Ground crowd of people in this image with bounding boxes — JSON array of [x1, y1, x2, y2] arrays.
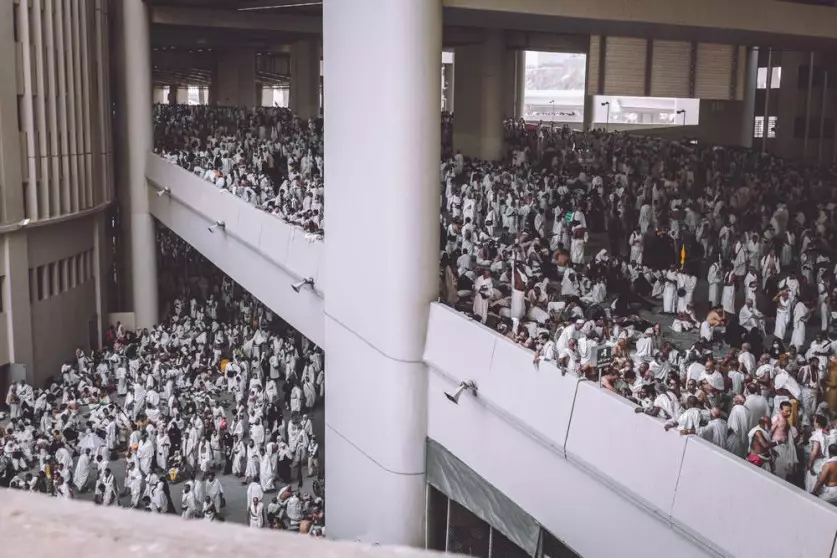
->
[[1, 228, 326, 534], [441, 119, 837, 501], [68, 102, 837, 507], [153, 105, 324, 237]]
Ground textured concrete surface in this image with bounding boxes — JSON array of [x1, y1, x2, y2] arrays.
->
[[0, 489, 441, 558]]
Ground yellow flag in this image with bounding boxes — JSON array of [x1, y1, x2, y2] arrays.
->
[[680, 245, 686, 268]]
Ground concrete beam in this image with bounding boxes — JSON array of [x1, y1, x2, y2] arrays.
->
[[151, 5, 322, 34]]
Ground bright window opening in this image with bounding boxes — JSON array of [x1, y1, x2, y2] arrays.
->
[[757, 67, 782, 89], [523, 51, 586, 123], [754, 115, 777, 138], [593, 95, 700, 126]]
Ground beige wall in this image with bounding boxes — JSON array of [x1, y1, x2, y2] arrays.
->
[[30, 215, 101, 386], [0, 1, 113, 387]]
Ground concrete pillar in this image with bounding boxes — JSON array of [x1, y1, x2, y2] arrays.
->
[[168, 85, 178, 105], [120, 0, 159, 329], [198, 87, 207, 105], [453, 31, 505, 160], [740, 47, 758, 149], [290, 40, 321, 119], [323, 0, 440, 546], [208, 63, 219, 106], [515, 49, 526, 119], [4, 233, 34, 382], [504, 49, 526, 120], [217, 49, 257, 107]]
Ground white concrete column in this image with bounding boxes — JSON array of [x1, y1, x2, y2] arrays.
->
[[217, 49, 257, 107], [323, 0, 440, 546], [453, 32, 506, 160], [121, 0, 158, 329], [290, 40, 321, 119]]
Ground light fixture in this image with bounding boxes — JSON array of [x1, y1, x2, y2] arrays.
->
[[207, 221, 226, 233], [156, 187, 171, 197], [291, 277, 315, 293], [19, 218, 31, 227], [444, 380, 478, 404]]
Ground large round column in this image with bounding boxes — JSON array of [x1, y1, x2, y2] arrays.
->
[[121, 0, 158, 328], [323, 0, 441, 546]]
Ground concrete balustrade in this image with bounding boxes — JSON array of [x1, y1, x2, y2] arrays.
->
[[146, 154, 325, 346], [424, 302, 837, 558]]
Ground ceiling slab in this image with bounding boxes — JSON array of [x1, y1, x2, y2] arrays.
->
[[442, 0, 837, 50]]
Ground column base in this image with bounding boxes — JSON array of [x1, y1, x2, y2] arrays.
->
[[325, 426, 426, 545], [324, 316, 427, 546]]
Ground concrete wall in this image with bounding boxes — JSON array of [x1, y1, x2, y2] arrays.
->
[[27, 216, 99, 386], [424, 303, 837, 558], [146, 155, 324, 346], [769, 51, 837, 163]]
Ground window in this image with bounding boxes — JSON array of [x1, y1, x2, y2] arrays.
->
[[48, 262, 56, 297], [754, 116, 777, 138], [594, 95, 700, 126], [541, 530, 580, 558], [36, 265, 45, 301], [58, 260, 66, 293], [757, 67, 782, 89], [524, 51, 587, 123], [85, 251, 93, 283]]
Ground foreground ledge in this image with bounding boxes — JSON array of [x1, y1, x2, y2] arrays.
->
[[0, 490, 439, 558]]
